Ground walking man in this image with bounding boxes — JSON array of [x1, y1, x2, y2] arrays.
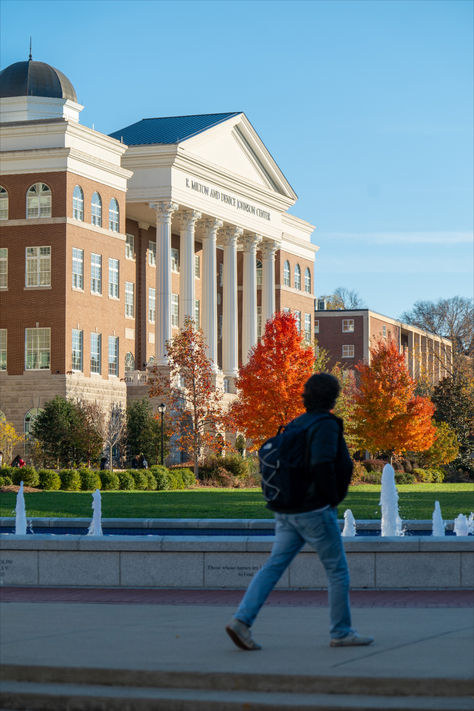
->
[[226, 373, 374, 650]]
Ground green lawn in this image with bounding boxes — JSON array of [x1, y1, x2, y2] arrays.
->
[[1, 484, 473, 520]]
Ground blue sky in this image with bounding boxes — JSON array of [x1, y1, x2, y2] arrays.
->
[[1, 0, 472, 318]]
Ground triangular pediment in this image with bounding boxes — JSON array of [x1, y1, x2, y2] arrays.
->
[[181, 113, 297, 201]]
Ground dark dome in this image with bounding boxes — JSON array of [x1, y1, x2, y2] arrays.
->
[[0, 59, 77, 102]]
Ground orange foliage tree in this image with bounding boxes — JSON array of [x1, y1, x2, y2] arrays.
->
[[350, 339, 436, 455], [149, 317, 224, 476], [228, 311, 314, 450]]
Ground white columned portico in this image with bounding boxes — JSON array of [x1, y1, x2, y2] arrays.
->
[[221, 226, 242, 381], [150, 200, 178, 365], [261, 239, 278, 325], [201, 217, 222, 371], [178, 209, 201, 327], [241, 233, 260, 364]]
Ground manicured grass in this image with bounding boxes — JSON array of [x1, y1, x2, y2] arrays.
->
[[1, 484, 473, 520]]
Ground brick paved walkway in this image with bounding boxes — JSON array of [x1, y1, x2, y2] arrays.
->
[[1, 587, 472, 606]]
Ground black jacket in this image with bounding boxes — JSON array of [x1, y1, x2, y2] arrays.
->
[[268, 409, 353, 514]]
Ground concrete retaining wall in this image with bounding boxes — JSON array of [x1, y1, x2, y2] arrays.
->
[[1, 534, 473, 590]]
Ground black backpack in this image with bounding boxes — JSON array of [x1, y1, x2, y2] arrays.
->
[[258, 414, 329, 508]]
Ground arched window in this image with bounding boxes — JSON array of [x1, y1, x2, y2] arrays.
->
[[0, 186, 8, 220], [91, 192, 102, 227], [256, 259, 262, 287], [26, 183, 51, 218], [73, 186, 84, 221], [124, 352, 135, 372], [294, 264, 301, 290], [109, 198, 119, 232], [304, 267, 311, 294], [24, 408, 43, 440], [283, 260, 291, 287]]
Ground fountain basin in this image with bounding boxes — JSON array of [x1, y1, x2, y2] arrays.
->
[[1, 520, 472, 590]]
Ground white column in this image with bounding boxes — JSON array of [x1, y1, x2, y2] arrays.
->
[[150, 200, 178, 365], [221, 226, 242, 379], [261, 239, 277, 324], [201, 217, 222, 371], [241, 233, 260, 363], [179, 209, 201, 327]]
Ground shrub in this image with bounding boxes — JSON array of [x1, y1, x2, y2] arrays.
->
[[413, 468, 445, 483], [361, 470, 382, 484], [145, 472, 157, 491], [152, 467, 171, 491], [200, 466, 236, 488], [132, 471, 148, 490], [200, 454, 248, 480], [0, 475, 13, 487], [167, 470, 186, 490], [350, 461, 367, 485], [171, 468, 196, 488], [38, 469, 61, 490], [0, 466, 16, 478], [395, 471, 415, 484], [10, 465, 39, 487], [118, 471, 135, 490], [79, 468, 101, 490], [100, 471, 119, 490], [59, 469, 81, 491]]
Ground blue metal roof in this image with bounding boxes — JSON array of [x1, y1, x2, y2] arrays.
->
[[109, 112, 240, 145]]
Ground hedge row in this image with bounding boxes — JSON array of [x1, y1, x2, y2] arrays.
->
[[352, 463, 445, 485], [0, 465, 196, 491]]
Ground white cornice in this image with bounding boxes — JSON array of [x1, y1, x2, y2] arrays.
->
[[281, 232, 319, 254]]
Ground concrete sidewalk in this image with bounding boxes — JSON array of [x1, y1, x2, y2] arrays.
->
[[0, 590, 473, 710]]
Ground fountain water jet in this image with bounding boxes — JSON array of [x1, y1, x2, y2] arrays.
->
[[342, 509, 357, 537], [379, 463, 403, 536], [87, 489, 103, 536], [453, 514, 470, 536], [15, 482, 27, 535], [432, 501, 445, 536]]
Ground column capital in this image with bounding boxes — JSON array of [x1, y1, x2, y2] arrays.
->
[[260, 238, 279, 258], [138, 221, 150, 231], [201, 217, 223, 236], [149, 201, 179, 220], [240, 233, 261, 252], [178, 208, 201, 229], [221, 225, 243, 246]]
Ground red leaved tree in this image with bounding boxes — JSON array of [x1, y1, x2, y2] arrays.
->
[[350, 339, 436, 455], [149, 317, 224, 476], [228, 311, 315, 450]]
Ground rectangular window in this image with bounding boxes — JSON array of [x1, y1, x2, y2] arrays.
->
[[219, 262, 223, 287], [171, 293, 179, 327], [304, 313, 312, 342], [195, 254, 200, 278], [108, 258, 119, 299], [90, 253, 102, 294], [171, 248, 179, 273], [108, 336, 119, 376], [295, 310, 301, 333], [125, 234, 134, 260], [149, 287, 156, 323], [218, 314, 223, 340], [383, 325, 387, 338], [0, 329, 6, 370], [314, 319, 319, 334], [72, 329, 83, 371], [257, 305, 262, 338], [90, 332, 101, 374], [25, 246, 51, 287], [342, 344, 355, 358], [125, 281, 135, 318], [0, 248, 7, 289], [72, 248, 84, 290], [25, 327, 50, 370], [194, 299, 200, 328], [148, 240, 156, 267], [342, 319, 354, 333]]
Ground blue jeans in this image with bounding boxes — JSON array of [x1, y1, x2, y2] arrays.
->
[[234, 506, 353, 639]]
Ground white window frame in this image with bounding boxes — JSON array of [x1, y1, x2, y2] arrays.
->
[[383, 325, 387, 338], [294, 264, 302, 291], [90, 332, 101, 374], [283, 260, 291, 287], [26, 183, 51, 218], [0, 186, 9, 220], [304, 267, 311, 294], [342, 344, 355, 358], [25, 246, 51, 287], [256, 259, 262, 287], [0, 329, 6, 371], [108, 258, 119, 299], [194, 299, 200, 328], [24, 407, 43, 440], [108, 198, 119, 232], [171, 247, 179, 273], [108, 336, 119, 376], [73, 185, 84, 221], [295, 310, 302, 333], [25, 327, 51, 370], [0, 247, 7, 289], [125, 234, 135, 260], [171, 293, 179, 327], [72, 248, 84, 290], [90, 253, 102, 295], [71, 329, 83, 372], [304, 313, 312, 342], [148, 287, 156, 323], [314, 319, 319, 334], [148, 240, 156, 267], [125, 281, 135, 318], [342, 319, 354, 333], [91, 192, 102, 227], [195, 254, 200, 278], [257, 305, 262, 338]]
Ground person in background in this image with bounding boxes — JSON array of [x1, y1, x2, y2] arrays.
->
[[100, 457, 108, 471], [11, 455, 25, 468]]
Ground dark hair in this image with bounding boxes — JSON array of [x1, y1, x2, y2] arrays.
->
[[303, 373, 340, 411]]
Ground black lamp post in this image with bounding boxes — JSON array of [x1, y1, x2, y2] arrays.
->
[[158, 403, 166, 465]]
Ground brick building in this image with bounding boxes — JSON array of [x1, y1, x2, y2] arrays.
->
[[314, 307, 452, 384], [0, 56, 317, 459]]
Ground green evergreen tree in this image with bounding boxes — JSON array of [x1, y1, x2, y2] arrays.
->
[[431, 372, 474, 474], [126, 399, 166, 465]]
